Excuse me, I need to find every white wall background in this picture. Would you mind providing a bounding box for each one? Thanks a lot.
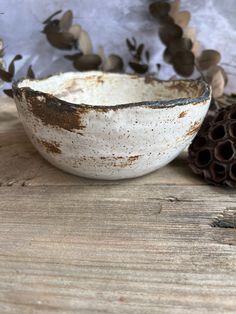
[1,0,236,92]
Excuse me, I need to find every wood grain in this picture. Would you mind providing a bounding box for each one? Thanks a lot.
[0,97,236,313]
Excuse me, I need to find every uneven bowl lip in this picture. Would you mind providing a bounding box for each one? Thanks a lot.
[13,71,211,110]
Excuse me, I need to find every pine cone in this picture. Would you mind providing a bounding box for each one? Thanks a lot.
[188,104,236,187]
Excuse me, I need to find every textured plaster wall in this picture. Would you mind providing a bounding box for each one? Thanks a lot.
[1,0,236,92]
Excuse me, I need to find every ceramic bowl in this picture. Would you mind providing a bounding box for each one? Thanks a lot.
[13,71,211,180]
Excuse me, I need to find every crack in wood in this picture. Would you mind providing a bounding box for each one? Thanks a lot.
[211,208,236,228]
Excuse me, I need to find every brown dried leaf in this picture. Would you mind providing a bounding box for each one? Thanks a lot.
[159,23,183,45]
[64,53,82,61]
[174,11,191,28]
[27,65,35,79]
[0,68,13,82]
[135,43,144,61]
[184,27,196,42]
[173,50,194,77]
[167,37,192,55]
[46,31,75,50]
[126,38,135,51]
[79,29,93,54]
[60,10,73,31]
[43,10,62,24]
[163,48,172,64]
[129,62,148,74]
[74,54,101,71]
[197,49,221,71]
[192,40,201,57]
[3,89,13,98]
[149,2,171,19]
[206,65,227,98]
[169,0,180,18]
[156,64,161,71]
[68,24,81,40]
[8,54,22,76]
[43,20,60,34]
[103,54,123,72]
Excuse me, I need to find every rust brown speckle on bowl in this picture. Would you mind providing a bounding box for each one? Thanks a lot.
[179,111,187,118]
[12,71,211,180]
[37,139,62,154]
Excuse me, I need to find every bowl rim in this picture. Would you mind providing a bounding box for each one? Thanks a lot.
[12,71,211,110]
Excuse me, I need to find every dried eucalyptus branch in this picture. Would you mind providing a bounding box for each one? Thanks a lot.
[126,37,150,74]
[0,54,35,98]
[43,10,123,72]
[149,0,227,99]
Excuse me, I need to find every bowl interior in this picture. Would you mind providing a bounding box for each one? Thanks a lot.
[18,71,206,106]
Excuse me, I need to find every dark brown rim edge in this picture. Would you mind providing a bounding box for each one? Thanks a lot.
[12,71,211,110]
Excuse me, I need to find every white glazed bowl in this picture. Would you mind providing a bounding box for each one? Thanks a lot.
[13,71,211,180]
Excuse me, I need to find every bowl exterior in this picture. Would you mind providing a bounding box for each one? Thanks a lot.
[13,85,211,180]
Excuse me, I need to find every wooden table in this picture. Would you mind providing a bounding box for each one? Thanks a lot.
[0,97,236,313]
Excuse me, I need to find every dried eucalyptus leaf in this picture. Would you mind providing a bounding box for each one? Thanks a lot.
[46,31,75,50]
[64,53,82,61]
[169,0,180,18]
[43,20,60,34]
[27,65,35,79]
[8,54,22,76]
[43,10,62,24]
[132,37,137,47]
[149,2,171,19]
[197,49,221,71]
[206,67,225,98]
[173,50,194,77]
[136,44,144,61]
[145,50,150,62]
[129,62,148,74]
[126,38,135,51]
[103,54,123,72]
[174,11,191,28]
[74,54,101,71]
[206,65,227,98]
[192,40,201,57]
[68,24,81,39]
[3,89,13,98]
[159,23,183,45]
[163,48,172,64]
[167,37,192,55]
[183,27,196,42]
[158,15,175,25]
[0,68,13,82]
[60,10,73,31]
[79,29,93,54]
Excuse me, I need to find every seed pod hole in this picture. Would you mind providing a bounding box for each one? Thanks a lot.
[196,149,212,167]
[215,141,234,162]
[214,110,225,122]
[210,124,226,141]
[229,122,236,138]
[230,109,236,120]
[230,162,236,180]
[211,162,226,181]
[193,136,206,149]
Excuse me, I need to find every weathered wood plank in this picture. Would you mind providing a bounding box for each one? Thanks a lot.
[1,97,236,313]
[0,97,205,187]
[0,186,235,313]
